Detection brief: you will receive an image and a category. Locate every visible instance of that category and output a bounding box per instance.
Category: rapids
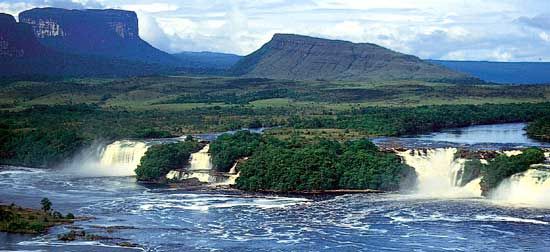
[99,140,150,176]
[2,123,550,251]
[397,148,481,198]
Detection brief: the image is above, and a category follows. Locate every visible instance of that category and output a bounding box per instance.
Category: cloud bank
[1,0,550,61]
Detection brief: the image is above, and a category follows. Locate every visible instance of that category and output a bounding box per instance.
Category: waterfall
[100,141,149,172]
[166,144,240,185]
[490,168,550,208]
[62,140,151,177]
[398,148,481,198]
[188,145,212,171]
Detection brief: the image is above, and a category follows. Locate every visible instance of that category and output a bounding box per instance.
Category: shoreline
[0,203,83,235]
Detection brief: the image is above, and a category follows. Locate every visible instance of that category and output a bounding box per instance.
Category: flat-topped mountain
[0,11,176,77]
[19,7,178,65]
[0,13,46,58]
[231,34,477,83]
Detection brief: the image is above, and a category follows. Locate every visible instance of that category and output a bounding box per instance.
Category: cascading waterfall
[184,144,215,183]
[398,148,550,205]
[398,148,482,198]
[490,168,550,208]
[99,141,149,174]
[166,144,239,185]
[62,140,151,177]
[188,145,213,171]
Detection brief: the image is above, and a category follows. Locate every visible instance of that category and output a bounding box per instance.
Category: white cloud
[121,3,178,13]
[2,0,550,61]
[0,2,35,19]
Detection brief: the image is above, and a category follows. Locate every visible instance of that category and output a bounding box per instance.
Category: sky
[1,0,550,61]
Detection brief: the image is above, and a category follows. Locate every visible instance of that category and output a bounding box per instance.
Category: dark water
[1,167,549,252]
[1,123,549,251]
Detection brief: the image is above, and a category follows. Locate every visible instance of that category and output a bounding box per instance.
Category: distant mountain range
[0,8,236,77]
[1,7,549,84]
[428,60,550,84]
[230,34,477,83]
[19,8,179,66]
[173,51,241,71]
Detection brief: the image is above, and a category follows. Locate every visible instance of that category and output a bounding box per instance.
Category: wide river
[1,123,549,251]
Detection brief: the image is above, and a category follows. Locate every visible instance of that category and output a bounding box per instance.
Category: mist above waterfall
[61,140,151,177]
[398,147,550,208]
[490,168,550,208]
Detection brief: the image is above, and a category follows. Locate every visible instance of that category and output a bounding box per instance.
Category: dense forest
[209,132,416,192]
[0,127,84,168]
[289,103,550,136]
[135,141,203,182]
[527,117,550,142]
[1,102,549,168]
[209,131,263,172]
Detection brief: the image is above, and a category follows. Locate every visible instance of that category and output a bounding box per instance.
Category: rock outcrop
[0,9,178,77]
[231,34,478,83]
[0,13,46,58]
[19,8,178,65]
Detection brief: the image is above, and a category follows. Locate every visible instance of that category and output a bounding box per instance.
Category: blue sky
[2,0,550,61]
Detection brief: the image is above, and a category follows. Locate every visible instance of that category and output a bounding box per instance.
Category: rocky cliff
[0,11,176,77]
[0,13,45,58]
[231,34,477,83]
[18,8,178,65]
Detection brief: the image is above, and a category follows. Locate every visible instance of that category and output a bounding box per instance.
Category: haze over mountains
[0,7,548,84]
[429,60,550,84]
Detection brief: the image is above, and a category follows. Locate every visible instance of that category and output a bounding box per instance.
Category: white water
[62,140,150,177]
[99,140,149,173]
[398,148,481,198]
[491,169,550,208]
[398,148,550,208]
[166,144,239,185]
[188,145,212,171]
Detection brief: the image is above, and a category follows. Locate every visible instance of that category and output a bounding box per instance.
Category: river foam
[490,169,550,208]
[398,148,481,198]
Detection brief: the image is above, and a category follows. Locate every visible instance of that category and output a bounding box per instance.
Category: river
[1,123,549,251]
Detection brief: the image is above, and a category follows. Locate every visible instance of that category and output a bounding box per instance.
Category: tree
[135,141,202,181]
[40,198,52,213]
[480,148,545,196]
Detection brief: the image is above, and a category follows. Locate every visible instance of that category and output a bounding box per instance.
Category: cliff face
[0,11,175,77]
[0,13,45,58]
[18,8,177,65]
[232,34,476,83]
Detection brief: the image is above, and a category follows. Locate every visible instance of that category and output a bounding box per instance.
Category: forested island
[211,132,416,192]
[135,140,203,182]
[0,198,75,234]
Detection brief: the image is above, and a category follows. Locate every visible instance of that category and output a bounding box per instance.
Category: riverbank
[0,203,77,234]
[2,102,550,169]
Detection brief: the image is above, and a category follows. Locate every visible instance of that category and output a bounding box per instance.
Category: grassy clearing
[1,76,549,112]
